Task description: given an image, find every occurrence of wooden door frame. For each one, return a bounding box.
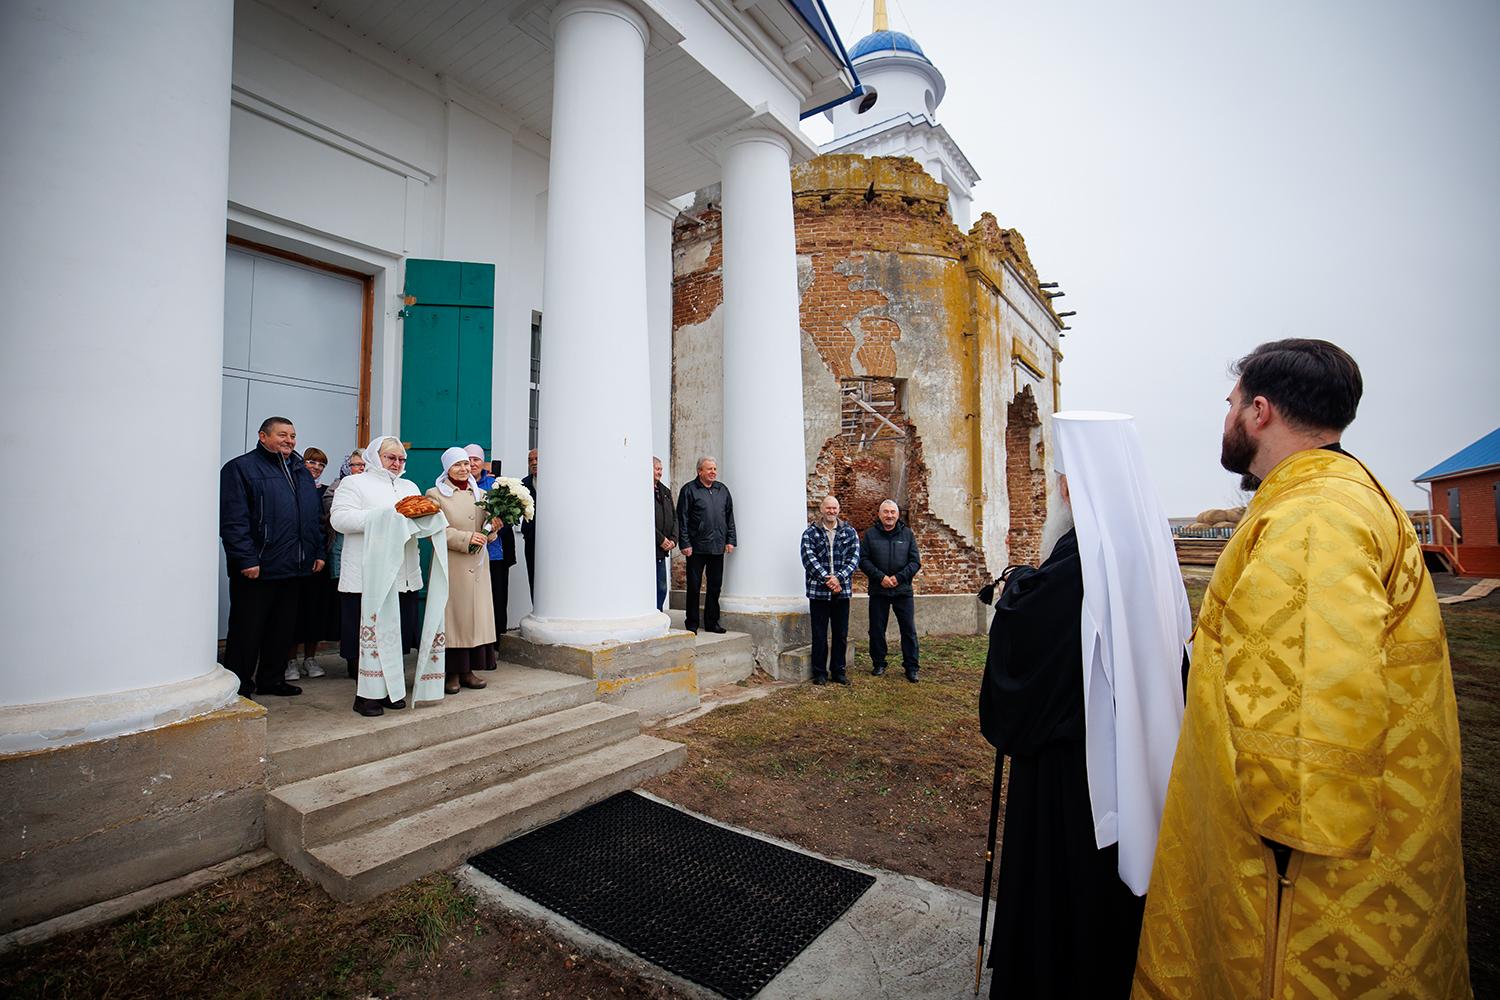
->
[225,235,374,446]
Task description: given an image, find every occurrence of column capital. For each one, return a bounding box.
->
[719,127,793,159]
[551,0,650,49]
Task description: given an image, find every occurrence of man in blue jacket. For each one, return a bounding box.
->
[860,499,922,682]
[800,495,861,685]
[220,416,326,698]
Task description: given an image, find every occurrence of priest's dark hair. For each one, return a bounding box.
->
[1230,339,1363,431]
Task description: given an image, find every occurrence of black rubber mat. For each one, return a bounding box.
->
[469,791,875,999]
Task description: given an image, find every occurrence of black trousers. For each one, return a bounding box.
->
[869,594,919,674]
[809,597,851,680]
[489,560,511,643]
[524,538,535,598]
[683,552,724,630]
[340,591,419,665]
[225,574,300,695]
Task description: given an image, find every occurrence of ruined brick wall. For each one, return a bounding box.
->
[669,155,1066,594]
[1005,386,1047,566]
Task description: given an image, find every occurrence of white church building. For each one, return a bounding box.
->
[1,0,862,930]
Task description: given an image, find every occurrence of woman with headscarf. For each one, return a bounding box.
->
[426,447,496,694]
[330,435,423,715]
[325,448,366,677]
[285,447,333,682]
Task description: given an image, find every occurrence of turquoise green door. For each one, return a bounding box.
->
[400,260,495,596]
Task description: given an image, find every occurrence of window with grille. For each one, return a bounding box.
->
[528,312,542,450]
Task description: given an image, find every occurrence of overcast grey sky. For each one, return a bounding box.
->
[806,0,1499,514]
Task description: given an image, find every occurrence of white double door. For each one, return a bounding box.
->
[218,246,363,639]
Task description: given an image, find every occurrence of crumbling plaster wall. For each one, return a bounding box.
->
[669,155,1065,594]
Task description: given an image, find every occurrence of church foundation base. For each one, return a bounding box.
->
[498,631,700,721]
[0,698,268,934]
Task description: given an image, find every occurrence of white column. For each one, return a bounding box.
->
[522,0,669,644]
[718,130,810,613]
[0,0,238,748]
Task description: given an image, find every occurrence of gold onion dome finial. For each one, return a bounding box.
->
[873,0,889,32]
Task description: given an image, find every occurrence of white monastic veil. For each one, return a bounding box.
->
[1052,411,1192,895]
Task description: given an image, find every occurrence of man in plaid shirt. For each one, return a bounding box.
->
[799,495,861,685]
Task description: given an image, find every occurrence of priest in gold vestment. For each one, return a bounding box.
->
[1134,340,1470,999]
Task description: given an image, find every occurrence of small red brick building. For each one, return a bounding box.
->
[1414,427,1500,577]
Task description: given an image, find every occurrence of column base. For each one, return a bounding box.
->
[717,593,808,615]
[0,695,267,935]
[519,610,671,646]
[499,628,698,721]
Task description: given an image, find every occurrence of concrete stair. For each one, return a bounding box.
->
[262,665,684,902]
[666,609,756,687]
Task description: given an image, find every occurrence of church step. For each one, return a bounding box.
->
[265,702,640,851]
[692,630,755,688]
[265,665,598,787]
[296,735,686,902]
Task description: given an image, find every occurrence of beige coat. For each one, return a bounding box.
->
[425,485,496,649]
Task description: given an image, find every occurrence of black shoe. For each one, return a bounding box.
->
[385,697,407,710]
[260,682,302,697]
[812,676,828,686]
[905,671,919,684]
[346,661,357,679]
[834,674,852,686]
[237,685,255,698]
[704,624,727,634]
[353,696,384,717]
[871,664,886,677]
[685,624,699,634]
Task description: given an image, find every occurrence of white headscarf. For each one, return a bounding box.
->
[435,445,482,497]
[1052,411,1192,896]
[363,435,406,485]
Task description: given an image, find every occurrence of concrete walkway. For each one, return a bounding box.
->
[457,791,991,999]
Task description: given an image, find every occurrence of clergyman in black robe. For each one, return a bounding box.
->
[978,527,1145,999]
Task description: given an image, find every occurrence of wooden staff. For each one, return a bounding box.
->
[974,748,1006,995]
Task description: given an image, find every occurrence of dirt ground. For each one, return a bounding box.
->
[0,863,690,1000]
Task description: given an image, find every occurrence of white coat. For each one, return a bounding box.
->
[329,464,422,594]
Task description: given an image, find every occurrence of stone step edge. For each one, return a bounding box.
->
[302,736,685,900]
[267,677,599,788]
[268,703,641,845]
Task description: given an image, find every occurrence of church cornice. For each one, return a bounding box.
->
[820,114,979,188]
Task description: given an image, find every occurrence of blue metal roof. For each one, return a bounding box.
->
[848,29,931,64]
[1414,426,1500,481]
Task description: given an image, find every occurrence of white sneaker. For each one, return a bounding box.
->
[304,658,326,678]
[284,660,302,682]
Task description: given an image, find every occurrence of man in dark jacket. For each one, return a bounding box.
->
[653,457,676,611]
[860,499,922,681]
[469,447,515,641]
[521,448,537,598]
[676,456,735,633]
[220,416,325,698]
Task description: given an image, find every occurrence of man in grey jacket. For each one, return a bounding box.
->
[676,456,735,633]
[860,499,922,681]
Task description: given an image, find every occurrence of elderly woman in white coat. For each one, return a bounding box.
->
[330,435,423,716]
[426,447,496,694]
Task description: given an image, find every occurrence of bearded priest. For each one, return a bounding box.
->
[1134,340,1471,998]
[980,411,1192,998]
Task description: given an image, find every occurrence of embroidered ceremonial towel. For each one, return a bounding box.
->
[356,505,451,705]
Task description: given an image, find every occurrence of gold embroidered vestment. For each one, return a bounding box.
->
[1134,449,1470,998]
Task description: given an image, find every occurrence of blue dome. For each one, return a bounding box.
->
[847,30,930,64]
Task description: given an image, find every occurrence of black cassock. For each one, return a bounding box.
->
[979,528,1143,999]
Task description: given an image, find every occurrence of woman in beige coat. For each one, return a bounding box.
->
[426,447,497,694]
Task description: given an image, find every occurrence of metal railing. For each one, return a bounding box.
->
[1172,526,1236,539]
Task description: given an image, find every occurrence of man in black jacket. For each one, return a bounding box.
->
[521,448,537,598]
[220,416,325,698]
[676,456,735,633]
[653,457,676,611]
[860,499,921,681]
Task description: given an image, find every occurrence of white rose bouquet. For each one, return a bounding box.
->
[470,477,534,551]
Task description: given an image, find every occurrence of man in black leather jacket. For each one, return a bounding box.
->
[859,499,921,681]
